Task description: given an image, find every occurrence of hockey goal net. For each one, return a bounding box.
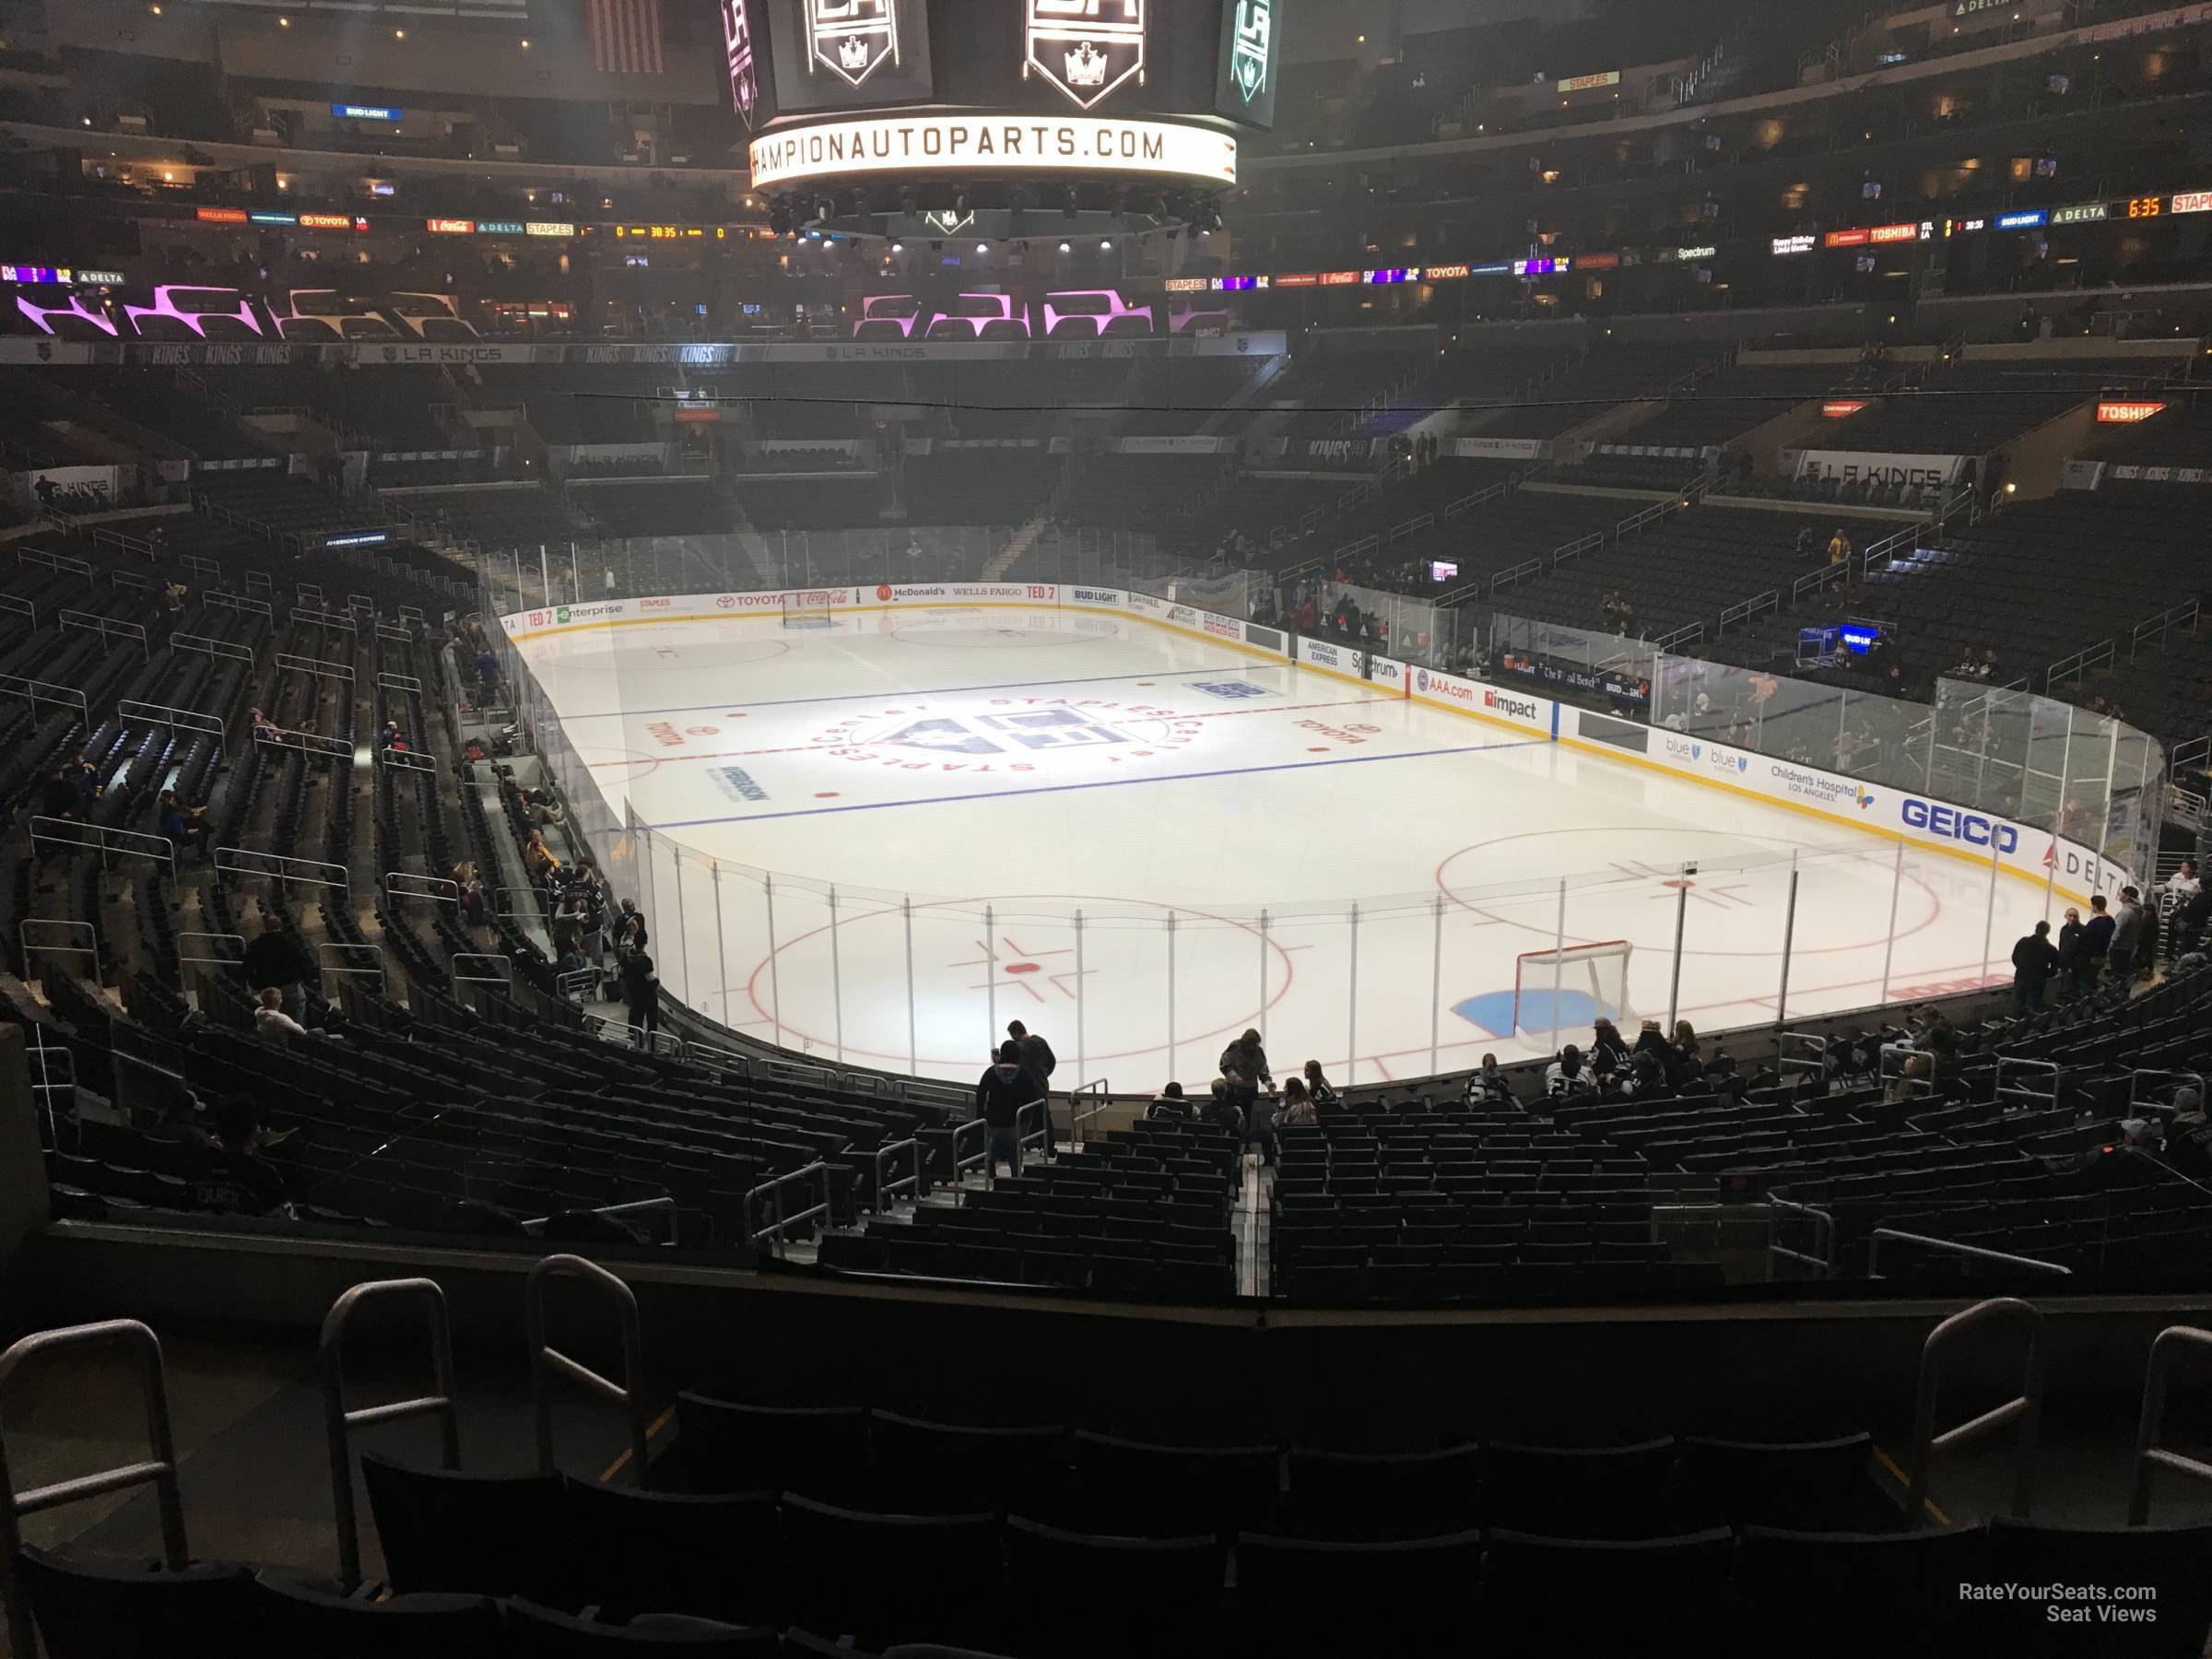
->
[780,590,835,628]
[1512,939,1635,1039]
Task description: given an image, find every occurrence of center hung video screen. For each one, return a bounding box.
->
[730,0,1271,126]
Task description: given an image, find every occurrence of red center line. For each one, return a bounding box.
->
[582,694,1406,768]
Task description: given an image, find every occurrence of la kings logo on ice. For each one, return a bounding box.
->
[807,0,900,88]
[1025,0,1146,109]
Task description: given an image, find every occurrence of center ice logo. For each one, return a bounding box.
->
[884,708,1133,755]
[815,695,1205,772]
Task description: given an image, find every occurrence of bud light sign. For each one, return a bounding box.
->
[1901,797,2018,853]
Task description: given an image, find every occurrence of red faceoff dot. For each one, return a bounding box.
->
[814,791,841,799]
[1005,962,1041,974]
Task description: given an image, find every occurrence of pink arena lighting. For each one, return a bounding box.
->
[122,285,264,338]
[1041,290,1154,337]
[15,293,119,335]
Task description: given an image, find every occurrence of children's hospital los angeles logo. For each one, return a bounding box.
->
[807,0,900,88]
[1025,0,1146,109]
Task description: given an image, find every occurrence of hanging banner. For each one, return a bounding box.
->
[1794,450,1965,488]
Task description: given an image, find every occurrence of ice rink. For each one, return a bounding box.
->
[517,606,2054,1088]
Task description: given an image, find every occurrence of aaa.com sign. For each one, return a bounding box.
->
[1412,667,1552,732]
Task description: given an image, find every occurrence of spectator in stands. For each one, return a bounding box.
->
[1145,1081,1192,1124]
[1545,1043,1591,1098]
[65,751,98,809]
[1218,1028,1271,1126]
[2010,920,2059,1016]
[1202,1078,1242,1138]
[1885,1052,1934,1102]
[524,828,560,883]
[1794,526,1816,561]
[977,1040,1040,1180]
[2080,896,2116,985]
[253,985,314,1044]
[1006,1020,1056,1157]
[620,945,659,1048]
[190,1099,289,1217]
[458,869,487,927]
[2109,888,2148,986]
[1708,1053,1749,1104]
[1301,1059,1339,1110]
[2178,885,2212,961]
[1277,1077,1318,1130]
[158,789,211,860]
[477,645,500,692]
[1667,1021,1705,1086]
[2169,1088,2212,1182]
[1466,1053,1514,1106]
[2161,860,2202,959]
[38,765,79,821]
[1630,1049,1674,1100]
[162,581,185,618]
[379,720,402,750]
[1827,528,1853,567]
[250,707,279,744]
[243,914,315,1023]
[616,898,648,954]
[1880,1005,1957,1076]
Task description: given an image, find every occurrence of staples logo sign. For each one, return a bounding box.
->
[1026,0,1145,109]
[1902,797,2018,853]
[808,0,900,88]
[639,597,673,610]
[1482,688,1542,724]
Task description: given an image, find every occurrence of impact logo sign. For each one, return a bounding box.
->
[807,0,900,88]
[1229,0,1271,102]
[1026,0,1146,109]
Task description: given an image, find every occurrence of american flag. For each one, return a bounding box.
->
[588,0,666,76]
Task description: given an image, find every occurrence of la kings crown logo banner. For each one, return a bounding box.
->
[1230,0,1270,102]
[806,0,900,88]
[1025,0,1146,109]
[721,0,759,124]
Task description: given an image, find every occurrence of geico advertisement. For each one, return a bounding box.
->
[1625,719,2108,893]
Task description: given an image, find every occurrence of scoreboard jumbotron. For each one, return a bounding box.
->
[724,0,1277,231]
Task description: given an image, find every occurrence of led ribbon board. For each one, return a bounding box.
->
[749,112,1234,186]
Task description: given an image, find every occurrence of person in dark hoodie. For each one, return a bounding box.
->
[976,1040,1041,1180]
[1590,1018,1630,1071]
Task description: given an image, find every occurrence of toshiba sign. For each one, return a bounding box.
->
[2097,401,2167,424]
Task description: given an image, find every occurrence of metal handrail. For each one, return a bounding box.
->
[525,1253,651,1489]
[1902,1295,2048,1527]
[2128,1325,2212,1524]
[1994,1055,2062,1106]
[870,1137,924,1212]
[746,1161,832,1254]
[950,1116,990,1182]
[33,818,177,875]
[217,847,349,890]
[19,917,98,979]
[0,673,87,720]
[320,1277,460,1591]
[453,952,513,987]
[1018,1097,1049,1160]
[1069,1078,1112,1143]
[1767,1196,1835,1279]
[1871,1230,2072,1280]
[383,872,459,905]
[0,1320,189,1658]
[120,699,227,742]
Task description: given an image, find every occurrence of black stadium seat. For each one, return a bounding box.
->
[555,1478,786,1626]
[248,1570,504,1659]
[670,1394,871,1499]
[9,1547,257,1659]
[357,1454,569,1603]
